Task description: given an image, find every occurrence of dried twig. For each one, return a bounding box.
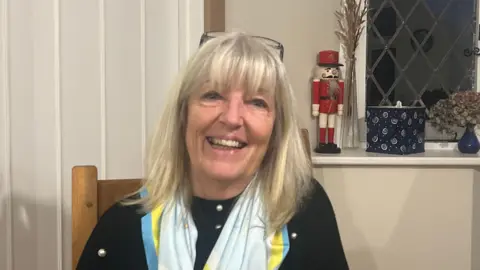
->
[335,0,368,60]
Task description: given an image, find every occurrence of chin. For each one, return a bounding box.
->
[205,165,245,182]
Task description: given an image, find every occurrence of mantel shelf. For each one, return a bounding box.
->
[312,148,480,166]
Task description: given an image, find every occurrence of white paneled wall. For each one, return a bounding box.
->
[0,0,203,269]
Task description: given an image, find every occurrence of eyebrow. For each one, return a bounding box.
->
[256,88,268,94]
[200,80,274,97]
[254,87,275,98]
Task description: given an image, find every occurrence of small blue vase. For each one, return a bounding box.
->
[457,124,480,154]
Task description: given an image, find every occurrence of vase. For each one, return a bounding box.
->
[457,124,480,154]
[340,57,361,149]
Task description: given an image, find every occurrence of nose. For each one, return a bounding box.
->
[219,94,244,128]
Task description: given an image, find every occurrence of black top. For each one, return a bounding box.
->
[191,195,238,269]
[77,179,349,270]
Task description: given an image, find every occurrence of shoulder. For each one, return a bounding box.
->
[100,198,147,225]
[305,178,333,208]
[294,178,337,224]
[76,197,148,270]
[284,178,349,269]
[90,197,147,234]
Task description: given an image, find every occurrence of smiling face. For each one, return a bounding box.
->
[186,85,275,188]
[180,33,282,198]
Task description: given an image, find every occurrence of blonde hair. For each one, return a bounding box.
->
[127,32,313,232]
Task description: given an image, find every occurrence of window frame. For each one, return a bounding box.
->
[337,0,480,150]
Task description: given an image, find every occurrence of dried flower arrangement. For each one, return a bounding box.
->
[334,0,369,148]
[428,91,480,134]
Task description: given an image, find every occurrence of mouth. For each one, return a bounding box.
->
[206,136,248,149]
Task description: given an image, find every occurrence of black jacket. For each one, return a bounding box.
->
[77,180,349,270]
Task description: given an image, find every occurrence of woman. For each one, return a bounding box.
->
[77,32,349,270]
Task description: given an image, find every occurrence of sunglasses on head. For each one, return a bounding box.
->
[199,31,285,61]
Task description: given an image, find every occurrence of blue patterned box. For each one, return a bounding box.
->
[366,105,426,155]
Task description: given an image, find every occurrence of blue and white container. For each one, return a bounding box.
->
[366,101,426,155]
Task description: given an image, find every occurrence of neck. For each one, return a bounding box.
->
[190,174,252,200]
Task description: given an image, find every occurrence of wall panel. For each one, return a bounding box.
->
[0,0,12,269]
[144,0,180,144]
[0,1,205,268]
[105,0,143,179]
[0,0,203,270]
[32,0,62,269]
[9,0,36,269]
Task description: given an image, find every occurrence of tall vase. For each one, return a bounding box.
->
[457,124,480,154]
[340,56,360,149]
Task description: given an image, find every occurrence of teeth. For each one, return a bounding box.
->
[209,137,244,148]
[213,138,240,147]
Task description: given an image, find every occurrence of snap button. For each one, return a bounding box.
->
[216,204,223,212]
[291,232,297,239]
[215,224,222,230]
[97,248,107,257]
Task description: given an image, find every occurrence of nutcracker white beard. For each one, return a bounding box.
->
[328,80,340,98]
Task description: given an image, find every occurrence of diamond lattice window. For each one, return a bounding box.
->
[366,0,478,141]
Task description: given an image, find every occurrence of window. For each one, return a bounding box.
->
[352,0,479,142]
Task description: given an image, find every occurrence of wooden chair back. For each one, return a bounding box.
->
[72,128,311,269]
[72,166,142,268]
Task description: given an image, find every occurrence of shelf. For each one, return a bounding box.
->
[312,148,480,166]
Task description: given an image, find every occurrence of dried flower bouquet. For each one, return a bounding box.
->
[429,91,480,134]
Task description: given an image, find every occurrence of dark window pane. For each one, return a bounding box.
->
[366,0,478,141]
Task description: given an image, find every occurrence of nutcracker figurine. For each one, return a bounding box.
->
[311,50,344,154]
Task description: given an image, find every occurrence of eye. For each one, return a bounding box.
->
[201,91,223,100]
[249,98,268,108]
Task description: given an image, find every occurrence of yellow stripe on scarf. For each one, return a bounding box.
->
[203,229,286,270]
[268,229,285,270]
[151,206,163,254]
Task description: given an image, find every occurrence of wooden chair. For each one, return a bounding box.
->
[71,128,311,269]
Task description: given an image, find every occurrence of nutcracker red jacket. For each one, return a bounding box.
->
[76,179,349,270]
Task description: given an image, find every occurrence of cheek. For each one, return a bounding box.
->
[249,115,275,149]
[185,104,216,143]
[186,103,207,130]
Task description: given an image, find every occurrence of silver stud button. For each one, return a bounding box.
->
[216,204,223,212]
[97,248,107,257]
[215,224,222,230]
[291,233,297,239]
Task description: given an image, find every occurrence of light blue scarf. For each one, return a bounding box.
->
[140,183,290,270]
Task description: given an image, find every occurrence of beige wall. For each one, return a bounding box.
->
[226,1,479,269]
[316,166,477,270]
